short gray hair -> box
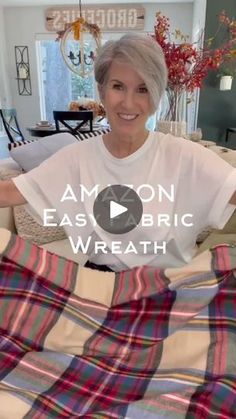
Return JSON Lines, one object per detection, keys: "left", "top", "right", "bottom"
{"left": 94, "top": 33, "right": 168, "bottom": 114}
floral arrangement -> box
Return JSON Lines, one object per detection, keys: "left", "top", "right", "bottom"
{"left": 69, "top": 100, "right": 106, "bottom": 118}
{"left": 153, "top": 10, "right": 236, "bottom": 120}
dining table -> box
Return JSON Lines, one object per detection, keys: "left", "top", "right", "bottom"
{"left": 27, "top": 124, "right": 63, "bottom": 137}
{"left": 27, "top": 122, "right": 109, "bottom": 138}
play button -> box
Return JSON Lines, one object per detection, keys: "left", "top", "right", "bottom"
{"left": 110, "top": 201, "right": 128, "bottom": 219}
{"left": 93, "top": 185, "right": 143, "bottom": 234}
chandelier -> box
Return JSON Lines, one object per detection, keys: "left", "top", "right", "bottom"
{"left": 56, "top": 0, "right": 101, "bottom": 77}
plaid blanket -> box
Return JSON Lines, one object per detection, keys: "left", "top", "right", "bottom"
{"left": 0, "top": 228, "right": 236, "bottom": 418}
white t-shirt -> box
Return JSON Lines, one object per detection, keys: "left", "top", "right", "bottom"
{"left": 13, "top": 132, "right": 236, "bottom": 271}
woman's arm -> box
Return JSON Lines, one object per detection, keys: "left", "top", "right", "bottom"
{"left": 229, "top": 191, "right": 236, "bottom": 205}
{"left": 0, "top": 180, "right": 27, "bottom": 207}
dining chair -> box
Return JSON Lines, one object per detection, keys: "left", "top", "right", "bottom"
{"left": 53, "top": 110, "right": 93, "bottom": 138}
{"left": 0, "top": 108, "right": 25, "bottom": 143}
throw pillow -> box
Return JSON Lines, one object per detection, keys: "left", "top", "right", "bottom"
{"left": 8, "top": 129, "right": 110, "bottom": 172}
{"left": 8, "top": 133, "right": 77, "bottom": 171}
{"left": 13, "top": 205, "right": 67, "bottom": 245}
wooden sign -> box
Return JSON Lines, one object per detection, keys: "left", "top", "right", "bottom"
{"left": 45, "top": 4, "right": 145, "bottom": 32}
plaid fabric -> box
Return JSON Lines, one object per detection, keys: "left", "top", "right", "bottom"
{"left": 0, "top": 228, "right": 236, "bottom": 418}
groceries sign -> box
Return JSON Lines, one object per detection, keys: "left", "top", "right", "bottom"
{"left": 45, "top": 4, "right": 145, "bottom": 32}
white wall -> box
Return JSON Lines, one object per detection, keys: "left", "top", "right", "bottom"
{"left": 2, "top": 2, "right": 193, "bottom": 138}
{"left": 0, "top": 6, "right": 12, "bottom": 108}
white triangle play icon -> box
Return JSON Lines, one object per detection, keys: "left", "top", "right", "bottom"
{"left": 110, "top": 201, "right": 128, "bottom": 219}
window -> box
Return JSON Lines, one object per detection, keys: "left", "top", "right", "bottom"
{"left": 36, "top": 39, "right": 96, "bottom": 122}
{"left": 0, "top": 96, "right": 3, "bottom": 134}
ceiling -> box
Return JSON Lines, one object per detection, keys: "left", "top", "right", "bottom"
{"left": 0, "top": 0, "right": 193, "bottom": 6}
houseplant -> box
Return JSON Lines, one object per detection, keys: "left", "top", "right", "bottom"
{"left": 153, "top": 10, "right": 236, "bottom": 134}
{"left": 217, "top": 11, "right": 236, "bottom": 91}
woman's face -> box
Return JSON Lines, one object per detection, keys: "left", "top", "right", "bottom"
{"left": 101, "top": 61, "right": 152, "bottom": 138}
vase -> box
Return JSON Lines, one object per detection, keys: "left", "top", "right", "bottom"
{"left": 219, "top": 75, "right": 233, "bottom": 91}
{"left": 157, "top": 88, "right": 187, "bottom": 137}
{"left": 157, "top": 120, "right": 187, "bottom": 137}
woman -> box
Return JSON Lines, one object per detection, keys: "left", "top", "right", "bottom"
{"left": 0, "top": 33, "right": 236, "bottom": 271}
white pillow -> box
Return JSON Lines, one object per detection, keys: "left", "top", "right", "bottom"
{"left": 9, "top": 133, "right": 77, "bottom": 171}
{"left": 8, "top": 129, "right": 110, "bottom": 172}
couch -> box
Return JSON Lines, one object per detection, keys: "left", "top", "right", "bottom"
{"left": 0, "top": 157, "right": 235, "bottom": 261}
